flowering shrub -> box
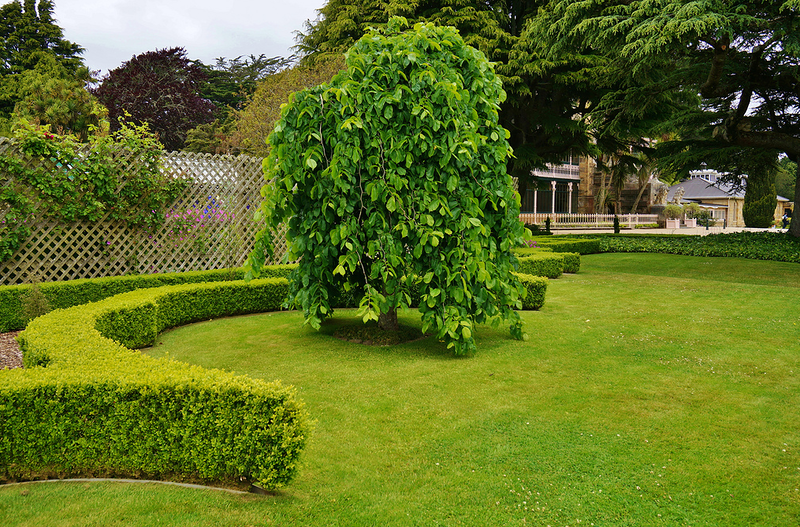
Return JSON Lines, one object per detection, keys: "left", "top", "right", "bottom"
{"left": 522, "top": 239, "right": 539, "bottom": 249}
{"left": 164, "top": 198, "right": 235, "bottom": 254}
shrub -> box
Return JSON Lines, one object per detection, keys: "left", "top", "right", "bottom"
{"left": 532, "top": 237, "right": 602, "bottom": 255}
{"left": 3, "top": 278, "right": 309, "bottom": 490}
{"left": 599, "top": 231, "right": 800, "bottom": 262}
{"left": 513, "top": 273, "right": 548, "bottom": 310}
{"left": 0, "top": 265, "right": 299, "bottom": 332}
{"left": 517, "top": 253, "right": 564, "bottom": 279}
{"left": 683, "top": 203, "right": 701, "bottom": 219}
{"left": 19, "top": 277, "right": 51, "bottom": 326}
{"left": 663, "top": 204, "right": 683, "bottom": 219}
{"left": 559, "top": 252, "right": 581, "bottom": 274}
{"left": 512, "top": 249, "right": 580, "bottom": 274}
{"left": 513, "top": 247, "right": 554, "bottom": 256}
{"left": 523, "top": 223, "right": 553, "bottom": 236}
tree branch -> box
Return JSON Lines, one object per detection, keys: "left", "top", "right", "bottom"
{"left": 699, "top": 37, "right": 730, "bottom": 98}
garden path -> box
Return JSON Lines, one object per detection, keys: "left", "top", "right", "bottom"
{"left": 0, "top": 331, "right": 22, "bottom": 369}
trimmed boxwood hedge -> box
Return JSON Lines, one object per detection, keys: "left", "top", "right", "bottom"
{"left": 531, "top": 238, "right": 602, "bottom": 255}
{"left": 2, "top": 278, "right": 309, "bottom": 490}
{"left": 514, "top": 273, "right": 548, "bottom": 310}
{"left": 598, "top": 231, "right": 800, "bottom": 262}
{"left": 0, "top": 265, "right": 298, "bottom": 333}
{"left": 516, "top": 253, "right": 564, "bottom": 279}
{"left": 514, "top": 249, "right": 581, "bottom": 274}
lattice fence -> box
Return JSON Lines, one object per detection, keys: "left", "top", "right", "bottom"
{"left": 0, "top": 139, "right": 288, "bottom": 285}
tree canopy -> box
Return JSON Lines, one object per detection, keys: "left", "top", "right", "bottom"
{"left": 247, "top": 18, "right": 527, "bottom": 355}
{"left": 532, "top": 0, "right": 800, "bottom": 236}
{"left": 90, "top": 47, "right": 217, "bottom": 151}
{"left": 0, "top": 0, "right": 83, "bottom": 76}
{"left": 10, "top": 53, "right": 105, "bottom": 140}
{"left": 199, "top": 54, "right": 289, "bottom": 115}
{"left": 226, "top": 55, "right": 345, "bottom": 157}
{"left": 0, "top": 0, "right": 88, "bottom": 126}
{"left": 297, "top": 0, "right": 621, "bottom": 188}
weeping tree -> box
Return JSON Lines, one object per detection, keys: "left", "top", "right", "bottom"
{"left": 246, "top": 18, "right": 527, "bottom": 355}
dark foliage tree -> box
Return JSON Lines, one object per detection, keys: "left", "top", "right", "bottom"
{"left": 776, "top": 157, "right": 798, "bottom": 201}
{"left": 90, "top": 47, "right": 216, "bottom": 151}
{"left": 743, "top": 166, "right": 778, "bottom": 228}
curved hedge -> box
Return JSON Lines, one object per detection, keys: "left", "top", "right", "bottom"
{"left": 0, "top": 265, "right": 298, "bottom": 333}
{"left": 1, "top": 278, "right": 309, "bottom": 490}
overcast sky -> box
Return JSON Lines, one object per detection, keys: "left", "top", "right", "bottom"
{"left": 53, "top": 0, "right": 327, "bottom": 76}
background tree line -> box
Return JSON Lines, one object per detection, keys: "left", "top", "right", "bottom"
{"left": 2, "top": 0, "right": 798, "bottom": 234}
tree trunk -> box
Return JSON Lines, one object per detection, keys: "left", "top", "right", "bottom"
{"left": 630, "top": 174, "right": 652, "bottom": 214}
{"left": 378, "top": 306, "right": 399, "bottom": 331}
{"left": 790, "top": 161, "right": 800, "bottom": 238}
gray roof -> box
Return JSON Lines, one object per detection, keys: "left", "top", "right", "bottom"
{"left": 667, "top": 178, "right": 743, "bottom": 201}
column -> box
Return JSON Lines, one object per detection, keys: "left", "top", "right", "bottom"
{"left": 551, "top": 181, "right": 557, "bottom": 214}
{"left": 567, "top": 182, "right": 573, "bottom": 214}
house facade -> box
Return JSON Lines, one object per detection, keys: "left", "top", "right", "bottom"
{"left": 665, "top": 169, "right": 793, "bottom": 227}
{"left": 521, "top": 153, "right": 660, "bottom": 214}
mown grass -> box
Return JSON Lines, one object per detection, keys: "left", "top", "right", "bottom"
{"left": 2, "top": 253, "right": 799, "bottom": 526}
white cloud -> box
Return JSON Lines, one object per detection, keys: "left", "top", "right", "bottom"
{"left": 53, "top": 0, "right": 325, "bottom": 75}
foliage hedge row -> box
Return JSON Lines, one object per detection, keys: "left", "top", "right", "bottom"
{"left": 0, "top": 265, "right": 298, "bottom": 332}
{"left": 2, "top": 278, "right": 309, "bottom": 490}
{"left": 513, "top": 273, "right": 548, "bottom": 310}
{"left": 514, "top": 250, "right": 581, "bottom": 275}
{"left": 598, "top": 231, "right": 800, "bottom": 262}
{"left": 516, "top": 253, "right": 563, "bottom": 279}
{"left": 531, "top": 238, "right": 602, "bottom": 254}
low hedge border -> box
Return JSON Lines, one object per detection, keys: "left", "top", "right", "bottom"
{"left": 2, "top": 278, "right": 310, "bottom": 491}
{"left": 0, "top": 265, "right": 298, "bottom": 333}
{"left": 530, "top": 238, "right": 602, "bottom": 255}
{"left": 517, "top": 253, "right": 563, "bottom": 279}
{"left": 514, "top": 249, "right": 581, "bottom": 274}
{"left": 597, "top": 231, "right": 800, "bottom": 262}
{"left": 514, "top": 273, "right": 548, "bottom": 310}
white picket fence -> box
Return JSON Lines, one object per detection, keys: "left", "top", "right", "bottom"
{"left": 519, "top": 213, "right": 659, "bottom": 229}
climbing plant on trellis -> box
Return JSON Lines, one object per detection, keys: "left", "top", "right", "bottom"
{"left": 0, "top": 138, "right": 288, "bottom": 285}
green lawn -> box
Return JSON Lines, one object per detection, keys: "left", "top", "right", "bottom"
{"left": 2, "top": 253, "right": 799, "bottom": 526}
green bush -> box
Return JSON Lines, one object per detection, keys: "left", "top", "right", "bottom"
{"left": 3, "top": 278, "right": 309, "bottom": 490}
{"left": 0, "top": 265, "right": 299, "bottom": 332}
{"left": 599, "top": 232, "right": 800, "bottom": 262}
{"left": 512, "top": 248, "right": 581, "bottom": 274}
{"left": 513, "top": 273, "right": 548, "bottom": 310}
{"left": 531, "top": 237, "right": 602, "bottom": 255}
{"left": 517, "top": 253, "right": 564, "bottom": 279}
{"left": 663, "top": 204, "right": 683, "bottom": 219}
{"left": 559, "top": 252, "right": 581, "bottom": 274}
